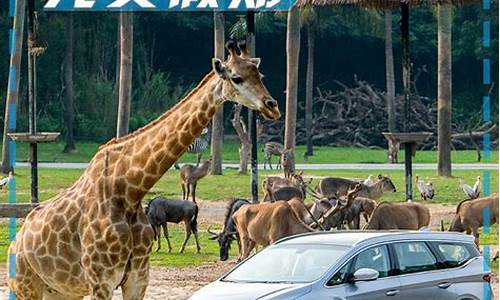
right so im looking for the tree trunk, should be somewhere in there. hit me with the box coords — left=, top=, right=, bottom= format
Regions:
left=232, top=105, right=250, bottom=174
left=62, top=14, right=76, bottom=153
left=211, top=12, right=224, bottom=175
left=305, top=19, right=315, bottom=158
left=284, top=7, right=301, bottom=169
left=384, top=10, right=396, bottom=133
left=1, top=0, right=25, bottom=173
left=116, top=12, right=133, bottom=138
left=437, top=3, right=452, bottom=177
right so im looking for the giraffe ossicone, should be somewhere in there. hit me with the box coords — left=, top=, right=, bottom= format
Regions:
left=8, top=40, right=280, bottom=300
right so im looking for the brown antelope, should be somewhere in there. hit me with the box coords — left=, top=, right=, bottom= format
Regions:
left=316, top=174, right=396, bottom=201
left=262, top=171, right=309, bottom=202
left=366, top=202, right=431, bottom=230
left=180, top=159, right=211, bottom=203
left=449, top=193, right=499, bottom=246
left=280, top=148, right=295, bottom=176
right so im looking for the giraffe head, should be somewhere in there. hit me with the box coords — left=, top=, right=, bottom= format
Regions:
left=212, top=40, right=280, bottom=120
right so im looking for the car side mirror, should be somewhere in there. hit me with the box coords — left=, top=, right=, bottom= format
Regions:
left=352, top=268, right=379, bottom=282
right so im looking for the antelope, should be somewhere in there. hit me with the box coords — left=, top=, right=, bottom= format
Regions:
left=316, top=174, right=396, bottom=201
left=180, top=159, right=211, bottom=203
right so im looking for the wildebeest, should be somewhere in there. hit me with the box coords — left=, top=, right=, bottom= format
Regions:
left=270, top=186, right=305, bottom=202
left=366, top=202, right=431, bottom=230
left=316, top=174, right=396, bottom=200
left=449, top=193, right=499, bottom=246
left=145, top=197, right=200, bottom=253
left=180, top=159, right=211, bottom=203
left=208, top=198, right=250, bottom=261
left=233, top=200, right=315, bottom=260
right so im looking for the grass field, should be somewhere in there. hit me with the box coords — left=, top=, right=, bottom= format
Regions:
left=9, top=139, right=499, bottom=164
left=0, top=166, right=497, bottom=270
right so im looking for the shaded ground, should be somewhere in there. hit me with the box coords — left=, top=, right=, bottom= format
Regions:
left=1, top=201, right=498, bottom=299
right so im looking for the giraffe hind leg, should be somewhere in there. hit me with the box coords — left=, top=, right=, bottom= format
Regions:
left=11, top=244, right=44, bottom=300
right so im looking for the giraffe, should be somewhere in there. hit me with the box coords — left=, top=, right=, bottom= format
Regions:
left=8, top=40, right=280, bottom=300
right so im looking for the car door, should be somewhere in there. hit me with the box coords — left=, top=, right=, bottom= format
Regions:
left=322, top=245, right=401, bottom=300
left=391, top=241, right=457, bottom=300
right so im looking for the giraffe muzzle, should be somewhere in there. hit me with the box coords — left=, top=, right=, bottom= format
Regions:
left=260, top=98, right=281, bottom=120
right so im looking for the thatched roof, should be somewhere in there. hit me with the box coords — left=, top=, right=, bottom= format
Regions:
left=294, top=0, right=480, bottom=8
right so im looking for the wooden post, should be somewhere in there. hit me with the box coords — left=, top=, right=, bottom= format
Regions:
left=437, top=3, right=453, bottom=177
left=2, top=0, right=25, bottom=174
left=211, top=12, right=224, bottom=175
left=284, top=7, right=300, bottom=170
left=116, top=12, right=133, bottom=138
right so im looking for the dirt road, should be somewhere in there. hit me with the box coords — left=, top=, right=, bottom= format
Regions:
left=1, top=201, right=497, bottom=299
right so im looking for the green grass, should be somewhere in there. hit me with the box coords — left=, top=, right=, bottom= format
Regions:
left=1, top=167, right=498, bottom=203
left=0, top=167, right=498, bottom=269
left=7, top=139, right=498, bottom=164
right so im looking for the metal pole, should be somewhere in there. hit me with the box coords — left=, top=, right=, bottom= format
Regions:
left=405, top=143, right=413, bottom=201
left=246, top=11, right=258, bottom=203
left=401, top=3, right=412, bottom=201
left=27, top=0, right=38, bottom=203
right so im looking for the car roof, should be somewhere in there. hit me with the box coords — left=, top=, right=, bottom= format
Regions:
left=275, top=231, right=475, bottom=247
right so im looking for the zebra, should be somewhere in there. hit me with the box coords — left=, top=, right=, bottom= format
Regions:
left=262, top=141, right=284, bottom=170
left=174, top=127, right=211, bottom=169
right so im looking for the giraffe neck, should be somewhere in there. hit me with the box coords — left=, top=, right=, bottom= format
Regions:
left=95, top=72, right=224, bottom=211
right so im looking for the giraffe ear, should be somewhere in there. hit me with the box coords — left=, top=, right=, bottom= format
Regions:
left=248, top=58, right=261, bottom=68
left=212, top=58, right=228, bottom=79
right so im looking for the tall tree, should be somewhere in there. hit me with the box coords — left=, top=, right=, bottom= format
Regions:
left=211, top=12, right=224, bottom=175
left=284, top=7, right=301, bottom=169
left=116, top=12, right=133, bottom=138
left=304, top=10, right=316, bottom=158
left=1, top=0, right=26, bottom=173
left=437, top=3, right=452, bottom=177
left=62, top=14, right=76, bottom=153
left=384, top=10, right=396, bottom=133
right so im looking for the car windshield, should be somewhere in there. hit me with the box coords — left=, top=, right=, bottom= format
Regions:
left=223, top=244, right=350, bottom=283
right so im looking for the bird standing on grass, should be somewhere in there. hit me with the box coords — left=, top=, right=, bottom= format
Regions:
left=416, top=175, right=435, bottom=201
left=0, top=171, right=13, bottom=189
left=363, top=175, right=376, bottom=186
left=459, top=177, right=481, bottom=199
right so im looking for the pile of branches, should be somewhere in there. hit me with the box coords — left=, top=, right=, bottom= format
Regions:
left=260, top=77, right=497, bottom=151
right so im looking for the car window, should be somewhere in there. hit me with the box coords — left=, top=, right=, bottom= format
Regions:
left=394, top=242, right=438, bottom=274
left=436, top=243, right=472, bottom=268
left=352, top=245, right=391, bottom=278
left=223, top=244, right=349, bottom=283
left=326, top=263, right=349, bottom=286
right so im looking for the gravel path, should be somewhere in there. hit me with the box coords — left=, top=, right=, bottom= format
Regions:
left=1, top=201, right=497, bottom=299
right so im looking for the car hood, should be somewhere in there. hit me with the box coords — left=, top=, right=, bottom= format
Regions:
left=189, top=280, right=311, bottom=300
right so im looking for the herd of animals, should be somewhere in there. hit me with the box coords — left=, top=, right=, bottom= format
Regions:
left=145, top=144, right=499, bottom=262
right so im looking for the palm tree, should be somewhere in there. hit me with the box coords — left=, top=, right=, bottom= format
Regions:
left=437, top=3, right=452, bottom=177
left=304, top=8, right=316, bottom=158
left=384, top=10, right=396, bottom=133
left=211, top=12, right=224, bottom=175
left=62, top=14, right=76, bottom=153
left=116, top=12, right=133, bottom=138
left=284, top=6, right=301, bottom=170
left=1, top=0, right=25, bottom=173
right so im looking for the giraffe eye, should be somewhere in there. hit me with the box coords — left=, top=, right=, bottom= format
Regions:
left=231, top=76, right=244, bottom=84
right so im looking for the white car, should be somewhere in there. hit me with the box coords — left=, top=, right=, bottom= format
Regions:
left=190, top=231, right=493, bottom=300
